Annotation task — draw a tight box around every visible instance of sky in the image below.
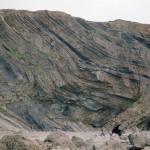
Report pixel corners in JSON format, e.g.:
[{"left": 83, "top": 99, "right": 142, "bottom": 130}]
[{"left": 0, "top": 0, "right": 150, "bottom": 24}]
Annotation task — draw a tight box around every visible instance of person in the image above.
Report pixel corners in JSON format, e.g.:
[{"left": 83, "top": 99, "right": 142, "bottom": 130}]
[{"left": 112, "top": 124, "right": 122, "bottom": 136}]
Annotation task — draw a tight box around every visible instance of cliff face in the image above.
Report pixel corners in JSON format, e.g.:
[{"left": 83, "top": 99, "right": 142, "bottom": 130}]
[{"left": 0, "top": 10, "right": 150, "bottom": 131}]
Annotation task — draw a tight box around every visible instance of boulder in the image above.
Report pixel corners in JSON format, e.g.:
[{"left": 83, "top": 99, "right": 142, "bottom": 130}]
[
  {"left": 102, "top": 139, "right": 126, "bottom": 150},
  {"left": 86, "top": 139, "right": 96, "bottom": 150},
  {"left": 146, "top": 136, "right": 150, "bottom": 146},
  {"left": 128, "top": 133, "right": 146, "bottom": 148},
  {"left": 44, "top": 132, "right": 76, "bottom": 150},
  {"left": 0, "top": 134, "right": 40, "bottom": 150},
  {"left": 71, "top": 136, "right": 85, "bottom": 148},
  {"left": 144, "top": 147, "right": 150, "bottom": 150},
  {"left": 42, "top": 142, "right": 53, "bottom": 150},
  {"left": 104, "top": 143, "right": 126, "bottom": 150}
]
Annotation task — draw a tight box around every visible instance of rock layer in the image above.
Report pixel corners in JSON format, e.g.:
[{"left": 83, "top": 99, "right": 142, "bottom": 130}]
[{"left": 0, "top": 10, "right": 150, "bottom": 131}]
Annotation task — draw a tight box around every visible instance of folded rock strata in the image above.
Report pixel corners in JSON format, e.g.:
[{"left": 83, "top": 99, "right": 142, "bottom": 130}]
[{"left": 0, "top": 10, "right": 149, "bottom": 131}]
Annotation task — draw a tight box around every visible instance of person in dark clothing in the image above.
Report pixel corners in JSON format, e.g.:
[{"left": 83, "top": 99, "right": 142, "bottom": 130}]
[
  {"left": 128, "top": 146, "right": 143, "bottom": 150},
  {"left": 112, "top": 124, "right": 122, "bottom": 136}
]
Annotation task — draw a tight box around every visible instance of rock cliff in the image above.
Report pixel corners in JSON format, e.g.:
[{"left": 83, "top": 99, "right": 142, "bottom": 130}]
[{"left": 0, "top": 10, "right": 150, "bottom": 131}]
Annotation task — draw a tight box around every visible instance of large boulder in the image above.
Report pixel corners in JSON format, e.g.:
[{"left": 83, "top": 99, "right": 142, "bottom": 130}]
[
  {"left": 0, "top": 134, "right": 40, "bottom": 150},
  {"left": 101, "top": 136, "right": 127, "bottom": 150},
  {"left": 144, "top": 147, "right": 150, "bottom": 150},
  {"left": 44, "top": 132, "right": 76, "bottom": 150},
  {"left": 145, "top": 135, "right": 150, "bottom": 146},
  {"left": 103, "top": 140, "right": 126, "bottom": 150},
  {"left": 85, "top": 139, "right": 96, "bottom": 150},
  {"left": 128, "top": 133, "right": 146, "bottom": 148},
  {"left": 71, "top": 136, "right": 85, "bottom": 148}
]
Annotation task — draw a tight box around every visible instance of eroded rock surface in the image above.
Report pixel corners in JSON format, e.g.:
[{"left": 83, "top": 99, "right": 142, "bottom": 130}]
[{"left": 0, "top": 10, "right": 150, "bottom": 132}]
